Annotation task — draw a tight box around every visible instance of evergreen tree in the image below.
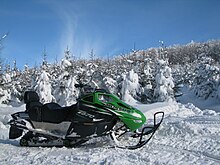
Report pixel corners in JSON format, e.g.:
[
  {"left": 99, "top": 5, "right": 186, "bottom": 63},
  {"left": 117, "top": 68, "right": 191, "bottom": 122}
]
[
  {"left": 154, "top": 59, "right": 174, "bottom": 102},
  {"left": 103, "top": 76, "right": 118, "bottom": 94},
  {"left": 34, "top": 70, "right": 55, "bottom": 103},
  {"left": 65, "top": 75, "right": 79, "bottom": 105},
  {"left": 0, "top": 72, "right": 10, "bottom": 104},
  {"left": 120, "top": 69, "right": 140, "bottom": 103},
  {"left": 139, "top": 58, "right": 155, "bottom": 103},
  {"left": 53, "top": 52, "right": 77, "bottom": 106},
  {"left": 193, "top": 56, "right": 219, "bottom": 99}
]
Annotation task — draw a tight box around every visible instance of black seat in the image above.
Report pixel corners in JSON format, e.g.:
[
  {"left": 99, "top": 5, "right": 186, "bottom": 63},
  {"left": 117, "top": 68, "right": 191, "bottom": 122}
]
[
  {"left": 24, "top": 91, "right": 40, "bottom": 103},
  {"left": 24, "top": 91, "right": 43, "bottom": 112},
  {"left": 40, "top": 103, "right": 78, "bottom": 123},
  {"left": 24, "top": 91, "right": 43, "bottom": 122},
  {"left": 41, "top": 103, "right": 67, "bottom": 123},
  {"left": 24, "top": 91, "right": 78, "bottom": 123}
]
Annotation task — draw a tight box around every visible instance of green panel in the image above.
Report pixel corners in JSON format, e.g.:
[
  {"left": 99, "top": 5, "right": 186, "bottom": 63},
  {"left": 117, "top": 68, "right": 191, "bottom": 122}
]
[{"left": 93, "top": 92, "right": 146, "bottom": 131}]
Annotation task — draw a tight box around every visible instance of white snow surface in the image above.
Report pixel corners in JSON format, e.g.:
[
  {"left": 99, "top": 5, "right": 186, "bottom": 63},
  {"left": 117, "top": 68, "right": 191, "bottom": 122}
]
[
  {"left": 1, "top": 102, "right": 220, "bottom": 165},
  {"left": 178, "top": 86, "right": 220, "bottom": 112}
]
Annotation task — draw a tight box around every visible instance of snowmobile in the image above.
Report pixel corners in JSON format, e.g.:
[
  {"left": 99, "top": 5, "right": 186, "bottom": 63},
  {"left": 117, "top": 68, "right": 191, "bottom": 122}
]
[{"left": 8, "top": 83, "right": 164, "bottom": 150}]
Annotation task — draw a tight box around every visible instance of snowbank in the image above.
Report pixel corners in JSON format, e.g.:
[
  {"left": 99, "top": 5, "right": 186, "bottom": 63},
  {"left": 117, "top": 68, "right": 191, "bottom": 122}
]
[{"left": 178, "top": 86, "right": 220, "bottom": 112}]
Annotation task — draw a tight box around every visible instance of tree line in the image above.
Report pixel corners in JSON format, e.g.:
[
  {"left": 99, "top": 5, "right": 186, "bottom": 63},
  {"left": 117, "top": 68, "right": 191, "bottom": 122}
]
[{"left": 0, "top": 40, "right": 220, "bottom": 106}]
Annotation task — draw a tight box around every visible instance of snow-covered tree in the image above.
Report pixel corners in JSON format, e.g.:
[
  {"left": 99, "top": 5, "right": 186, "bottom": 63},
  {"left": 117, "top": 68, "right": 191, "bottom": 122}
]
[
  {"left": 120, "top": 69, "right": 141, "bottom": 103},
  {"left": 53, "top": 71, "right": 79, "bottom": 106},
  {"left": 0, "top": 73, "right": 11, "bottom": 104},
  {"left": 34, "top": 70, "right": 55, "bottom": 103},
  {"left": 193, "top": 56, "right": 219, "bottom": 99},
  {"left": 154, "top": 59, "right": 174, "bottom": 102},
  {"left": 0, "top": 69, "right": 22, "bottom": 105},
  {"left": 53, "top": 53, "right": 78, "bottom": 106},
  {"left": 65, "top": 76, "right": 79, "bottom": 105},
  {"left": 53, "top": 71, "right": 68, "bottom": 105},
  {"left": 139, "top": 58, "right": 155, "bottom": 103},
  {"left": 103, "top": 76, "right": 118, "bottom": 94},
  {"left": 8, "top": 66, "right": 23, "bottom": 106}
]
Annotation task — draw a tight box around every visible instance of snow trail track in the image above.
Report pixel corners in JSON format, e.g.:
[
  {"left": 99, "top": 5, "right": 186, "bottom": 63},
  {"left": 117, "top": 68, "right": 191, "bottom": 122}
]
[{"left": 0, "top": 102, "right": 220, "bottom": 165}]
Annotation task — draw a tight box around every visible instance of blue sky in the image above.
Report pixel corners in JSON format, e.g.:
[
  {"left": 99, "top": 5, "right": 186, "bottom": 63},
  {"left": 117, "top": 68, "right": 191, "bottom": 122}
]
[{"left": 0, "top": 0, "right": 220, "bottom": 69}]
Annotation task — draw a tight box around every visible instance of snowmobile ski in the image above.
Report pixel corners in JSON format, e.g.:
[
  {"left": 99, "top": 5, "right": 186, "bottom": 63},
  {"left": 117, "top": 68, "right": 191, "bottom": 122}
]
[{"left": 111, "top": 112, "right": 164, "bottom": 150}]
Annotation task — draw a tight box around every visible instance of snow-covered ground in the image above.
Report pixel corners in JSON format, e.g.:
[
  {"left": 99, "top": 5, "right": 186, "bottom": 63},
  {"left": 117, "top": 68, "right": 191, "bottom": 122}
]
[
  {"left": 178, "top": 86, "right": 220, "bottom": 112},
  {"left": 0, "top": 100, "right": 220, "bottom": 165}
]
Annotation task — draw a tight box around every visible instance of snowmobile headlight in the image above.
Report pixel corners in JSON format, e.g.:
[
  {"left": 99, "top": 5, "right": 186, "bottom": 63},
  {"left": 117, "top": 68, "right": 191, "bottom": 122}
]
[{"left": 134, "top": 120, "right": 143, "bottom": 123}]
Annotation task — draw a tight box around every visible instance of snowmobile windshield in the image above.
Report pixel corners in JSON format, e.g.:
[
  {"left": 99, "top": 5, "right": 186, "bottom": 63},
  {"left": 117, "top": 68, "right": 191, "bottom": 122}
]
[
  {"left": 97, "top": 94, "right": 130, "bottom": 108},
  {"left": 98, "top": 94, "right": 114, "bottom": 103},
  {"left": 79, "top": 71, "right": 110, "bottom": 95}
]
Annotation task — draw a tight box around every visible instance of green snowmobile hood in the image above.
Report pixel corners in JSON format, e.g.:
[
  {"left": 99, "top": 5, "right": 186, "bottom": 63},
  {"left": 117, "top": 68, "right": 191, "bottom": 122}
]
[{"left": 80, "top": 92, "right": 146, "bottom": 131}]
